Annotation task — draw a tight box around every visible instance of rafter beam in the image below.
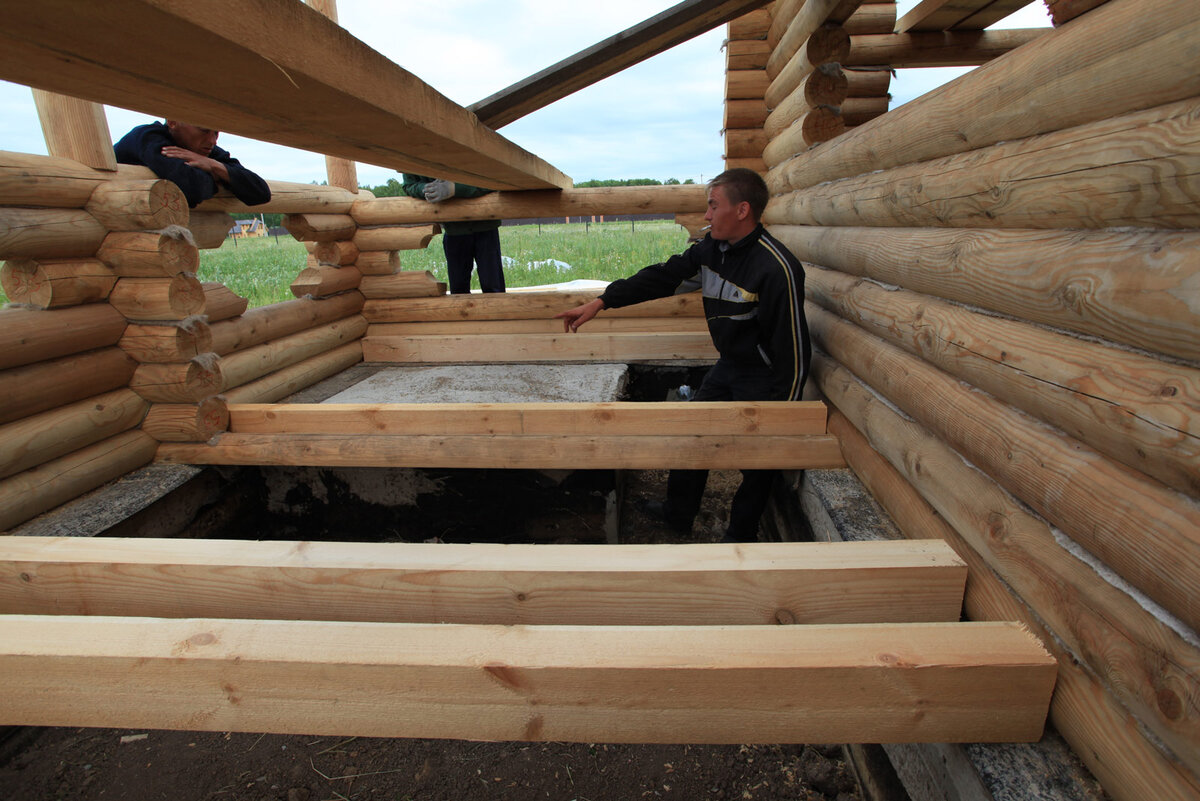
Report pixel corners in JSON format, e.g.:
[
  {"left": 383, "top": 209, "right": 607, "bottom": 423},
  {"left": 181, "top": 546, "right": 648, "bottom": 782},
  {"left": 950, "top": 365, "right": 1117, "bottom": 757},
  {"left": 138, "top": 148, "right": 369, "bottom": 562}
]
[
  {"left": 0, "top": 0, "right": 570, "bottom": 190},
  {"left": 845, "top": 28, "right": 1046, "bottom": 67},
  {"left": 897, "top": 0, "right": 1035, "bottom": 32},
  {"left": 470, "top": 0, "right": 771, "bottom": 129}
]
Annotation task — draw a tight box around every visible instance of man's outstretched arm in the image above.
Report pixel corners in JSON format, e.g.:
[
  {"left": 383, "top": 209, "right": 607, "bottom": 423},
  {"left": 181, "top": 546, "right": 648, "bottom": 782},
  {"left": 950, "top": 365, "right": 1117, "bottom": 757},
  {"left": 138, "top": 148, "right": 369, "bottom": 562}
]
[{"left": 555, "top": 297, "right": 605, "bottom": 332}]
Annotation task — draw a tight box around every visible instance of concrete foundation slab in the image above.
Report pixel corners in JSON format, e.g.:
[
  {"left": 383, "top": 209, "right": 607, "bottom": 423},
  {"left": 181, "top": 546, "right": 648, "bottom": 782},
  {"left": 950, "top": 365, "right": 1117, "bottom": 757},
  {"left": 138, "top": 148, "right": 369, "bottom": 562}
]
[{"left": 322, "top": 363, "right": 630, "bottom": 404}]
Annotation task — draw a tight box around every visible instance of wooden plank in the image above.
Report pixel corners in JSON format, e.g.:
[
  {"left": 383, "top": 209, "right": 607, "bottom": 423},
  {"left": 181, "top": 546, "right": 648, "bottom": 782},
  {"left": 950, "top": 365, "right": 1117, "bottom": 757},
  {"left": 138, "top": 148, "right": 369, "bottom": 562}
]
[
  {"left": 896, "top": 0, "right": 1033, "bottom": 32},
  {"left": 227, "top": 401, "right": 830, "bottom": 437},
  {"left": 363, "top": 332, "right": 719, "bottom": 363},
  {"left": 0, "top": 538, "right": 964, "bottom": 625},
  {"left": 0, "top": 0, "right": 570, "bottom": 191},
  {"left": 469, "top": 0, "right": 771, "bottom": 129},
  {"left": 156, "top": 432, "right": 846, "bottom": 470},
  {"left": 363, "top": 291, "right": 703, "bottom": 323},
  {"left": 367, "top": 317, "right": 709, "bottom": 336},
  {"left": 0, "top": 616, "right": 1054, "bottom": 743},
  {"left": 844, "top": 29, "right": 1045, "bottom": 67}
]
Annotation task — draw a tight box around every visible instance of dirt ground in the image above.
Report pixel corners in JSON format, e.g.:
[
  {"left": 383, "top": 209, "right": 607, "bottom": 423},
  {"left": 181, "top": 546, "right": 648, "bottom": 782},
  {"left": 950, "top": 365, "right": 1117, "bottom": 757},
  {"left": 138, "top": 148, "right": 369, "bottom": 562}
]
[{"left": 0, "top": 469, "right": 865, "bottom": 801}]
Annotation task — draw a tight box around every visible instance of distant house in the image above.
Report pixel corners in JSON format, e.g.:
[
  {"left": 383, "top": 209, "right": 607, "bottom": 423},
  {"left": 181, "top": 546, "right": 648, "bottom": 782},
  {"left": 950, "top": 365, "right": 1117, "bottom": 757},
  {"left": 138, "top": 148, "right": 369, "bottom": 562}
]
[{"left": 229, "top": 218, "right": 267, "bottom": 239}]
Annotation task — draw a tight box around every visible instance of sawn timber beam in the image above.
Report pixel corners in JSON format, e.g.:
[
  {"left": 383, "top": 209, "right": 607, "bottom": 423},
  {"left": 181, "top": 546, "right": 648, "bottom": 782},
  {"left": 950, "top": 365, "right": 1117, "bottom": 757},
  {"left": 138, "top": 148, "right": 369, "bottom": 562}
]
[{"left": 0, "top": 0, "right": 570, "bottom": 191}]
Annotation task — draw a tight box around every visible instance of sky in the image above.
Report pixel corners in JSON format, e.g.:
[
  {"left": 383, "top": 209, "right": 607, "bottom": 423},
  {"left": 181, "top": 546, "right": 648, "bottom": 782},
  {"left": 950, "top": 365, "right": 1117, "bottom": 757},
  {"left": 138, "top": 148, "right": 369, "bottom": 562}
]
[{"left": 0, "top": 0, "right": 1051, "bottom": 188}]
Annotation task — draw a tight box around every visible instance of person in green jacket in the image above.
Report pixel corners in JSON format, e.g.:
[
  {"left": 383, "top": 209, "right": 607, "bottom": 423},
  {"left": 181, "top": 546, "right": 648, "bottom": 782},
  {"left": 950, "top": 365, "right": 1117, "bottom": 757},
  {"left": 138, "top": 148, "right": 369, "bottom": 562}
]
[{"left": 401, "top": 174, "right": 505, "bottom": 294}]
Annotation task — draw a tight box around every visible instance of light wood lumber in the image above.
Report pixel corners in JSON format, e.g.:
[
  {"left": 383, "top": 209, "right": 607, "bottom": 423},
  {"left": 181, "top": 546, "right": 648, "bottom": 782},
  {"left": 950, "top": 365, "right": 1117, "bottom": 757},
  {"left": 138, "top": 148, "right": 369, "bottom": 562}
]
[
  {"left": 830, "top": 410, "right": 1200, "bottom": 801},
  {"left": 841, "top": 95, "right": 889, "bottom": 126},
  {"left": 727, "top": 69, "right": 770, "bottom": 100},
  {"left": 310, "top": 239, "right": 359, "bottom": 267},
  {"left": 187, "top": 211, "right": 234, "bottom": 250},
  {"left": 219, "top": 341, "right": 362, "bottom": 404},
  {"left": 353, "top": 225, "right": 438, "bottom": 252},
  {"left": 1044, "top": 0, "right": 1111, "bottom": 26},
  {"left": 141, "top": 397, "right": 229, "bottom": 442},
  {"left": 768, "top": 0, "right": 1200, "bottom": 192},
  {"left": 768, "top": 0, "right": 808, "bottom": 46},
  {"left": 289, "top": 264, "right": 362, "bottom": 298},
  {"left": 844, "top": 28, "right": 1047, "bottom": 67},
  {"left": 282, "top": 213, "right": 356, "bottom": 243},
  {"left": 762, "top": 107, "right": 846, "bottom": 166},
  {"left": 0, "top": 389, "right": 148, "bottom": 480},
  {"left": 845, "top": 3, "right": 898, "bottom": 35},
  {"left": 0, "top": 149, "right": 114, "bottom": 208},
  {"left": 324, "top": 155, "right": 358, "bottom": 194},
  {"left": 767, "top": 0, "right": 862, "bottom": 80},
  {"left": 724, "top": 98, "right": 769, "bottom": 130},
  {"left": 363, "top": 332, "right": 718, "bottom": 364},
  {"left": 731, "top": 7, "right": 771, "bottom": 39},
  {"left": 368, "top": 317, "right": 709, "bottom": 337},
  {"left": 723, "top": 157, "right": 768, "bottom": 173},
  {"left": 845, "top": 67, "right": 893, "bottom": 96},
  {"left": 362, "top": 291, "right": 702, "bottom": 323},
  {"left": 218, "top": 316, "right": 367, "bottom": 392},
  {"left": 0, "top": 207, "right": 108, "bottom": 259},
  {"left": 0, "top": 430, "right": 157, "bottom": 532},
  {"left": 674, "top": 213, "right": 709, "bottom": 239},
  {"left": 359, "top": 270, "right": 443, "bottom": 299},
  {"left": 109, "top": 274, "right": 206, "bottom": 321},
  {"left": 85, "top": 179, "right": 188, "bottom": 231},
  {"left": 726, "top": 39, "right": 770, "bottom": 70},
  {"left": 809, "top": 304, "right": 1200, "bottom": 634},
  {"left": 0, "top": 537, "right": 963, "bottom": 625},
  {"left": 816, "top": 356, "right": 1200, "bottom": 781},
  {"left": 0, "top": 2, "right": 571, "bottom": 191},
  {"left": 0, "top": 348, "right": 137, "bottom": 426},
  {"left": 765, "top": 26, "right": 851, "bottom": 110},
  {"left": 351, "top": 185, "right": 707, "bottom": 226},
  {"left": 770, "top": 225, "right": 1200, "bottom": 363},
  {"left": 129, "top": 355, "right": 223, "bottom": 403},
  {"left": 765, "top": 96, "right": 1200, "bottom": 230},
  {"left": 0, "top": 304, "right": 127, "bottom": 370},
  {"left": 31, "top": 90, "right": 116, "bottom": 171},
  {"left": 208, "top": 292, "right": 365, "bottom": 355},
  {"left": 97, "top": 228, "right": 200, "bottom": 277},
  {"left": 228, "top": 401, "right": 829, "bottom": 437},
  {"left": 469, "top": 0, "right": 771, "bottom": 129},
  {"left": 807, "top": 267, "right": 1200, "bottom": 496},
  {"left": 118, "top": 318, "right": 213, "bottom": 363},
  {"left": 764, "top": 64, "right": 849, "bottom": 140},
  {"left": 353, "top": 250, "right": 400, "bottom": 275},
  {"left": 1, "top": 257, "right": 117, "bottom": 308},
  {"left": 201, "top": 282, "right": 248, "bottom": 322},
  {"left": 724, "top": 128, "right": 768, "bottom": 159},
  {"left": 896, "top": 0, "right": 1031, "bottom": 32},
  {"left": 192, "top": 178, "right": 358, "bottom": 215}
]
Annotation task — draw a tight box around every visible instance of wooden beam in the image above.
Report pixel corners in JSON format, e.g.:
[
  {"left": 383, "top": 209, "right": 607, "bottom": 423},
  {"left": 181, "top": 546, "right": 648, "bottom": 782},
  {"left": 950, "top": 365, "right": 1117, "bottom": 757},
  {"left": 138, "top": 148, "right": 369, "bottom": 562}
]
[
  {"left": 31, "top": 91, "right": 117, "bottom": 171},
  {"left": 844, "top": 28, "right": 1045, "bottom": 67},
  {"left": 0, "top": 348, "right": 137, "bottom": 426},
  {"left": 363, "top": 291, "right": 703, "bottom": 323},
  {"left": 0, "top": 537, "right": 963, "bottom": 625},
  {"left": 469, "top": 0, "right": 771, "bottom": 129},
  {"left": 367, "top": 317, "right": 709, "bottom": 336},
  {"left": 0, "top": 616, "right": 1054, "bottom": 743},
  {"left": 363, "top": 332, "right": 719, "bottom": 363},
  {"left": 221, "top": 341, "right": 362, "bottom": 404},
  {"left": 156, "top": 432, "right": 846, "bottom": 470},
  {"left": 0, "top": 304, "right": 128, "bottom": 371},
  {"left": 351, "top": 185, "right": 707, "bottom": 226},
  {"left": 896, "top": 0, "right": 1034, "bottom": 32},
  {"left": 0, "top": 0, "right": 571, "bottom": 191},
  {"left": 208, "top": 293, "right": 364, "bottom": 356}
]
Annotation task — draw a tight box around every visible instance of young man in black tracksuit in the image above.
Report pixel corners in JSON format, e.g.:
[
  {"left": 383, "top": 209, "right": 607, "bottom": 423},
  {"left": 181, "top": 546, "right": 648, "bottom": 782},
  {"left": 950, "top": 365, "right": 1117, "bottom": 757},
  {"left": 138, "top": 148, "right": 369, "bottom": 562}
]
[{"left": 556, "top": 168, "right": 810, "bottom": 542}]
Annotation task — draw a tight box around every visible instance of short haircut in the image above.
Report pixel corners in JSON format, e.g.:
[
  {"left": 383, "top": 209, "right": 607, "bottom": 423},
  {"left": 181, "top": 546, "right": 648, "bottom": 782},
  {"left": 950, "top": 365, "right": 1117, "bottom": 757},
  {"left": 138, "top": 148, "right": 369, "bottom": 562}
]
[{"left": 709, "top": 168, "right": 769, "bottom": 221}]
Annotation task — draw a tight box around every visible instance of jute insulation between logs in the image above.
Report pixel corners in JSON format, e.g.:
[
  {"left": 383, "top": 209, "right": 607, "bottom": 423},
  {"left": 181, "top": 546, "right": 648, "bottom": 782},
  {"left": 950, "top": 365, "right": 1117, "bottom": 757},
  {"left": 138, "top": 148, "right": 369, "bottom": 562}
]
[
  {"left": 0, "top": 348, "right": 137, "bottom": 426},
  {"left": 827, "top": 410, "right": 1200, "bottom": 801},
  {"left": 0, "top": 304, "right": 127, "bottom": 370},
  {"left": 208, "top": 292, "right": 365, "bottom": 356},
  {"left": 813, "top": 355, "right": 1200, "bottom": 784},
  {"left": 1, "top": 257, "right": 116, "bottom": 308}
]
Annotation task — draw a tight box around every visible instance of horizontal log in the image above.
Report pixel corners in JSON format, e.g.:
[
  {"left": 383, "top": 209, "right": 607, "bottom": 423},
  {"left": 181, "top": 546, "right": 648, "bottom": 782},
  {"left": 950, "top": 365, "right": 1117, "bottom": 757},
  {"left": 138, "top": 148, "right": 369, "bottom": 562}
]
[
  {"left": 841, "top": 95, "right": 889, "bottom": 126},
  {"left": 0, "top": 347, "right": 137, "bottom": 426},
  {"left": 192, "top": 178, "right": 359, "bottom": 215},
  {"left": 289, "top": 264, "right": 362, "bottom": 298},
  {"left": 129, "top": 354, "right": 223, "bottom": 403},
  {"left": 219, "top": 316, "right": 367, "bottom": 392},
  {"left": 352, "top": 185, "right": 708, "bottom": 226},
  {"left": 764, "top": 64, "right": 848, "bottom": 140},
  {"left": 770, "top": 225, "right": 1200, "bottom": 363},
  {"left": 158, "top": 431, "right": 845, "bottom": 470},
  {"left": 1, "top": 257, "right": 116, "bottom": 308},
  {"left": 0, "top": 389, "right": 148, "bottom": 480},
  {"left": 0, "top": 616, "right": 1053, "bottom": 743},
  {"left": 807, "top": 266, "right": 1200, "bottom": 496},
  {"left": 767, "top": 0, "right": 856, "bottom": 80},
  {"left": 0, "top": 430, "right": 157, "bottom": 532},
  {"left": 845, "top": 3, "right": 897, "bottom": 35},
  {"left": 352, "top": 225, "right": 438, "bottom": 252},
  {"left": 675, "top": 212, "right": 709, "bottom": 239},
  {"left": 363, "top": 291, "right": 702, "bottom": 323},
  {"left": 724, "top": 97, "right": 768, "bottom": 130},
  {"left": 141, "top": 397, "right": 229, "bottom": 442},
  {"left": 729, "top": 7, "right": 770, "bottom": 39},
  {"left": 844, "top": 28, "right": 1046, "bottom": 67},
  {"left": 723, "top": 157, "right": 768, "bottom": 173},
  {"left": 845, "top": 66, "right": 892, "bottom": 97},
  {"left": 118, "top": 317, "right": 212, "bottom": 363},
  {"left": 726, "top": 38, "right": 770, "bottom": 70},
  {"left": 816, "top": 356, "right": 1200, "bottom": 780},
  {"left": 229, "top": 401, "right": 828, "bottom": 437},
  {"left": 208, "top": 292, "right": 365, "bottom": 355},
  {"left": 310, "top": 239, "right": 359, "bottom": 266},
  {"left": 0, "top": 537, "right": 963, "bottom": 625},
  {"left": 1045, "top": 0, "right": 1112, "bottom": 26},
  {"left": 763, "top": 107, "right": 846, "bottom": 166},
  {"left": 0, "top": 149, "right": 114, "bottom": 208},
  {"left": 219, "top": 341, "right": 362, "bottom": 404},
  {"left": 896, "top": 0, "right": 1029, "bottom": 32},
  {"left": 769, "top": 0, "right": 808, "bottom": 46},
  {"left": 85, "top": 179, "right": 188, "bottom": 231},
  {"left": 724, "top": 128, "right": 768, "bottom": 159},
  {"left": 353, "top": 249, "right": 400, "bottom": 275},
  {"left": 187, "top": 210, "right": 234, "bottom": 250},
  {"left": 32, "top": 90, "right": 115, "bottom": 171},
  {"left": 0, "top": 304, "right": 128, "bottom": 370},
  {"left": 830, "top": 410, "right": 1200, "bottom": 801},
  {"left": 364, "top": 332, "right": 718, "bottom": 364},
  {"left": 765, "top": 96, "right": 1200, "bottom": 230},
  {"left": 769, "top": 0, "right": 1200, "bottom": 192},
  {"left": 765, "top": 26, "right": 851, "bottom": 110},
  {"left": 96, "top": 227, "right": 199, "bottom": 277},
  {"left": 0, "top": 207, "right": 108, "bottom": 260},
  {"left": 368, "top": 317, "right": 708, "bottom": 337},
  {"left": 109, "top": 274, "right": 206, "bottom": 321},
  {"left": 358, "top": 270, "right": 442, "bottom": 299},
  {"left": 726, "top": 68, "right": 769, "bottom": 100},
  {"left": 809, "top": 303, "right": 1200, "bottom": 634},
  {"left": 282, "top": 213, "right": 356, "bottom": 242},
  {"left": 201, "top": 282, "right": 248, "bottom": 322}
]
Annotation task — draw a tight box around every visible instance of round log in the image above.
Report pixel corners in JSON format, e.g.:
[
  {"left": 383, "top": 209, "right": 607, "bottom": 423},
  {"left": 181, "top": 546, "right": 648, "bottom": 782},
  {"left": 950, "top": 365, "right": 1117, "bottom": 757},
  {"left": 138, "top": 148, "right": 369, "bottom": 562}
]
[
  {"left": 841, "top": 96, "right": 890, "bottom": 126},
  {"left": 845, "top": 67, "right": 892, "bottom": 97},
  {"left": 0, "top": 207, "right": 108, "bottom": 260},
  {"left": 0, "top": 347, "right": 137, "bottom": 426},
  {"left": 193, "top": 179, "right": 358, "bottom": 215},
  {"left": 844, "top": 29, "right": 1046, "bottom": 68},
  {"left": 142, "top": 396, "right": 230, "bottom": 442},
  {"left": 763, "top": 107, "right": 845, "bottom": 166},
  {"left": 109, "top": 274, "right": 207, "bottom": 321},
  {"left": 359, "top": 271, "right": 443, "bottom": 299},
  {"left": 0, "top": 150, "right": 113, "bottom": 208},
  {"left": 726, "top": 69, "right": 769, "bottom": 101},
  {"left": 354, "top": 250, "right": 401, "bottom": 276},
  {"left": 188, "top": 211, "right": 235, "bottom": 250},
  {"left": 201, "top": 282, "right": 249, "bottom": 322},
  {"left": 767, "top": 0, "right": 805, "bottom": 47},
  {"left": 1, "top": 257, "right": 117, "bottom": 308},
  {"left": 283, "top": 213, "right": 357, "bottom": 242},
  {"left": 119, "top": 317, "right": 213, "bottom": 363},
  {"left": 764, "top": 64, "right": 849, "bottom": 139},
  {"left": 768, "top": 0, "right": 847, "bottom": 80},
  {"left": 290, "top": 265, "right": 363, "bottom": 298},
  {"left": 726, "top": 39, "right": 770, "bottom": 71},
  {"left": 765, "top": 26, "right": 850, "bottom": 110},
  {"left": 219, "top": 315, "right": 367, "bottom": 391},
  {"left": 86, "top": 179, "right": 189, "bottom": 231},
  {"left": 724, "top": 98, "right": 768, "bottom": 130},
  {"left": 722, "top": 157, "right": 767, "bottom": 174},
  {"left": 352, "top": 226, "right": 438, "bottom": 252},
  {"left": 129, "top": 354, "right": 223, "bottom": 403},
  {"left": 0, "top": 304, "right": 127, "bottom": 370},
  {"left": 311, "top": 239, "right": 360, "bottom": 266},
  {"left": 208, "top": 291, "right": 365, "bottom": 356},
  {"left": 724, "top": 128, "right": 768, "bottom": 160},
  {"left": 729, "top": 7, "right": 770, "bottom": 40},
  {"left": 845, "top": 3, "right": 898, "bottom": 35},
  {"left": 96, "top": 227, "right": 200, "bottom": 277},
  {"left": 31, "top": 90, "right": 117, "bottom": 171},
  {"left": 324, "top": 156, "right": 359, "bottom": 194},
  {"left": 675, "top": 213, "right": 708, "bottom": 240},
  {"left": 222, "top": 341, "right": 362, "bottom": 403}
]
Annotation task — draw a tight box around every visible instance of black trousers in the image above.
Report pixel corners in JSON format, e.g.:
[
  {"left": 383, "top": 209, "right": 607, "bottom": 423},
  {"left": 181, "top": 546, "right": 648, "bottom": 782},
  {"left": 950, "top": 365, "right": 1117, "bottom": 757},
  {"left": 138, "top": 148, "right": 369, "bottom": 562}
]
[
  {"left": 442, "top": 228, "right": 505, "bottom": 294},
  {"left": 664, "top": 359, "right": 779, "bottom": 541}
]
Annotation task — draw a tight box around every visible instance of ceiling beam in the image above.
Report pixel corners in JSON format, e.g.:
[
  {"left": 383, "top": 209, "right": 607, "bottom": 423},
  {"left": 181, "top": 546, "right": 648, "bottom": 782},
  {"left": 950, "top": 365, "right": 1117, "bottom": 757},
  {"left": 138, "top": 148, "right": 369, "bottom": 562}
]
[
  {"left": 0, "top": 0, "right": 571, "bottom": 190},
  {"left": 470, "top": 0, "right": 771, "bottom": 129},
  {"left": 896, "top": 0, "right": 1035, "bottom": 33}
]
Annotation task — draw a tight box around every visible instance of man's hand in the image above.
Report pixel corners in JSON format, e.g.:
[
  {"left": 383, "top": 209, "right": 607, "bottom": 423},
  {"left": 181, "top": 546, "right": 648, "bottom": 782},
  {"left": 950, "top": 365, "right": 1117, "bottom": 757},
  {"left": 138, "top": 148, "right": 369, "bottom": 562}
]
[
  {"left": 423, "top": 179, "right": 455, "bottom": 203},
  {"left": 160, "top": 145, "right": 230, "bottom": 184},
  {"left": 555, "top": 298, "right": 605, "bottom": 333}
]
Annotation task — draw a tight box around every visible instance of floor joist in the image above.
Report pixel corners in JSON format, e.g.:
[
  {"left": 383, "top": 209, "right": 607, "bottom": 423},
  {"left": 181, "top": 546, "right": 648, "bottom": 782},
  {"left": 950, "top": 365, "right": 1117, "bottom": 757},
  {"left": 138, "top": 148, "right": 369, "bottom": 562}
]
[
  {"left": 362, "top": 331, "right": 719, "bottom": 363},
  {"left": 0, "top": 616, "right": 1056, "bottom": 744}
]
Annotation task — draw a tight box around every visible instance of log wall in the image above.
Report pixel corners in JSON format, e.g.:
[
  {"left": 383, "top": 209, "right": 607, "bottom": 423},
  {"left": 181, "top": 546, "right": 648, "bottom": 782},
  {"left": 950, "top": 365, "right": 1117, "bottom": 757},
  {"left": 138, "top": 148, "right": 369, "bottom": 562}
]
[{"left": 759, "top": 0, "right": 1200, "bottom": 797}]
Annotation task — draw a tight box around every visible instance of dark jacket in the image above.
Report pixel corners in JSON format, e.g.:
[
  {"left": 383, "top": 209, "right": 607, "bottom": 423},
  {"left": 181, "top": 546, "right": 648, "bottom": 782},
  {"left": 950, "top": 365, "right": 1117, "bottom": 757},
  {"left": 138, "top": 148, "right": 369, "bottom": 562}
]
[
  {"left": 114, "top": 122, "right": 271, "bottom": 208},
  {"left": 401, "top": 174, "right": 501, "bottom": 236},
  {"left": 599, "top": 225, "right": 810, "bottom": 401}
]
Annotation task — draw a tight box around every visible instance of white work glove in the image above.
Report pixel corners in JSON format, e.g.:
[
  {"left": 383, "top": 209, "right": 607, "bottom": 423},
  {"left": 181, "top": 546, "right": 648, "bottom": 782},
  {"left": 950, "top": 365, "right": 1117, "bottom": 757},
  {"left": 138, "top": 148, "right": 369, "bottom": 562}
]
[{"left": 423, "top": 178, "right": 455, "bottom": 203}]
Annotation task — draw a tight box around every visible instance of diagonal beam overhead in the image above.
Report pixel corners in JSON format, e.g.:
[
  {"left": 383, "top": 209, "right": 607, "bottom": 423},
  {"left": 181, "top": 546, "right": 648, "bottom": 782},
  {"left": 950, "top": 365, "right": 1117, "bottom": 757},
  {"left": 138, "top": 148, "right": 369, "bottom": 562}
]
[
  {"left": 470, "top": 0, "right": 772, "bottom": 129},
  {"left": 897, "top": 0, "right": 1035, "bottom": 32},
  {"left": 0, "top": 0, "right": 571, "bottom": 190}
]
